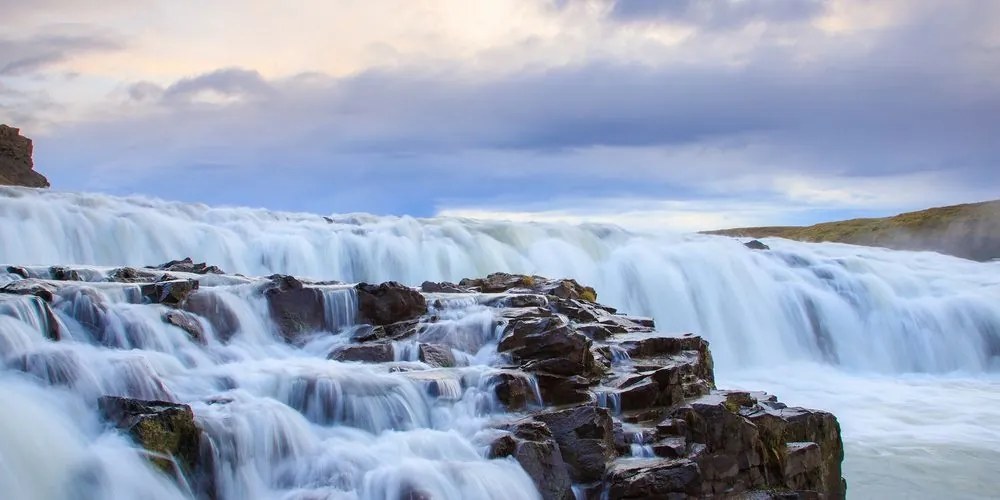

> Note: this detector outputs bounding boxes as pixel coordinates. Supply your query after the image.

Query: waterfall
[2,187,997,374]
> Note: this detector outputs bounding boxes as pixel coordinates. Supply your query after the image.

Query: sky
[1,0,998,232]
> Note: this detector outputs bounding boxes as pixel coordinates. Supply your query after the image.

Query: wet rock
[140,279,199,306]
[1,278,58,302]
[745,240,770,250]
[534,372,593,406]
[534,405,615,482]
[182,291,241,342]
[263,275,326,340]
[5,265,29,278]
[356,281,427,326]
[606,459,702,499]
[329,342,394,362]
[149,257,225,275]
[491,420,575,500]
[49,265,84,281]
[491,371,537,410]
[417,343,455,368]
[499,316,598,378]
[419,281,468,293]
[98,396,203,477]
[460,273,598,302]
[162,310,205,344]
[108,267,161,283]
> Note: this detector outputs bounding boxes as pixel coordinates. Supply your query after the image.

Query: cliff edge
[0,124,49,188]
[705,200,1000,262]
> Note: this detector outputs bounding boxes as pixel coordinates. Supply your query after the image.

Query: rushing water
[1,186,999,499]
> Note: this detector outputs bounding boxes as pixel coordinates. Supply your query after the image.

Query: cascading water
[1,186,999,498]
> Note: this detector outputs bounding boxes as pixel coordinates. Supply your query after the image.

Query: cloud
[608,0,828,28]
[0,30,124,76]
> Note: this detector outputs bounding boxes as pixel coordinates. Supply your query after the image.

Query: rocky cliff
[0,125,49,188]
[0,264,845,499]
[705,200,1000,262]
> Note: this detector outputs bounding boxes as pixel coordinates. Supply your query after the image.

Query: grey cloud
[0,31,124,76]
[161,68,274,104]
[608,0,827,28]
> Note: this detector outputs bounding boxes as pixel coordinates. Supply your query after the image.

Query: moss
[579,288,597,303]
[519,275,536,287]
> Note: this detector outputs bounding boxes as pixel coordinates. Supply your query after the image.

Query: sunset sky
[2,0,998,231]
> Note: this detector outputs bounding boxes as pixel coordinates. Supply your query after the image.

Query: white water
[2,187,999,498]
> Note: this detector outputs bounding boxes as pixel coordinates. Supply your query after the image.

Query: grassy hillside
[704,200,1000,261]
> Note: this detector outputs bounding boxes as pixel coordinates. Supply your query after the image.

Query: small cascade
[595,390,622,415]
[625,428,656,458]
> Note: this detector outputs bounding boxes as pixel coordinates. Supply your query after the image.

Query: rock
[98,396,203,477]
[149,257,224,275]
[498,315,598,378]
[263,275,326,340]
[163,310,205,344]
[108,267,161,283]
[0,125,49,188]
[355,281,427,326]
[534,372,593,406]
[420,281,468,293]
[1,278,58,302]
[490,371,538,410]
[745,240,770,251]
[534,405,615,482]
[606,459,702,499]
[329,343,394,362]
[182,290,241,342]
[49,266,84,281]
[491,420,575,500]
[5,265,29,278]
[417,343,455,368]
[0,293,61,340]
[459,272,598,302]
[140,279,199,306]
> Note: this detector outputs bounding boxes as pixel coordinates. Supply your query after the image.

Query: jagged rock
[499,315,598,378]
[5,265,29,278]
[98,396,203,477]
[0,125,49,188]
[606,458,702,499]
[355,281,427,326]
[263,275,326,340]
[420,281,468,293]
[490,371,537,410]
[140,279,199,306]
[417,343,455,367]
[329,342,394,362]
[534,405,615,482]
[490,420,575,500]
[149,257,224,275]
[533,372,593,406]
[459,272,598,302]
[182,290,241,342]
[163,310,205,344]
[745,240,770,251]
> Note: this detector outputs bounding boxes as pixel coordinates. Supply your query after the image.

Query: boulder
[420,281,468,293]
[490,420,575,500]
[745,240,770,251]
[182,290,241,342]
[140,279,199,306]
[98,396,203,477]
[490,371,538,410]
[499,316,598,378]
[459,273,598,302]
[49,266,84,281]
[1,278,58,302]
[108,267,162,283]
[263,275,326,340]
[162,310,206,344]
[355,281,427,326]
[417,343,456,368]
[329,343,394,362]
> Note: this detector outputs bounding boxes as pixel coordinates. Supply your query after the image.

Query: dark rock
[149,257,224,275]
[606,459,702,499]
[182,291,241,342]
[263,275,326,340]
[98,396,203,478]
[420,281,468,293]
[745,240,770,251]
[355,281,427,326]
[491,420,575,500]
[534,405,615,482]
[460,273,598,302]
[329,343,394,362]
[499,316,598,378]
[0,125,49,188]
[490,371,537,410]
[5,265,29,278]
[140,279,199,306]
[417,343,455,368]
[108,267,161,283]
[49,266,84,281]
[1,278,57,302]
[163,310,205,344]
[534,372,593,406]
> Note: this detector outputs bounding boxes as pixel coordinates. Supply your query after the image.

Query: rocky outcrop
[0,125,49,188]
[148,257,225,275]
[1,267,845,499]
